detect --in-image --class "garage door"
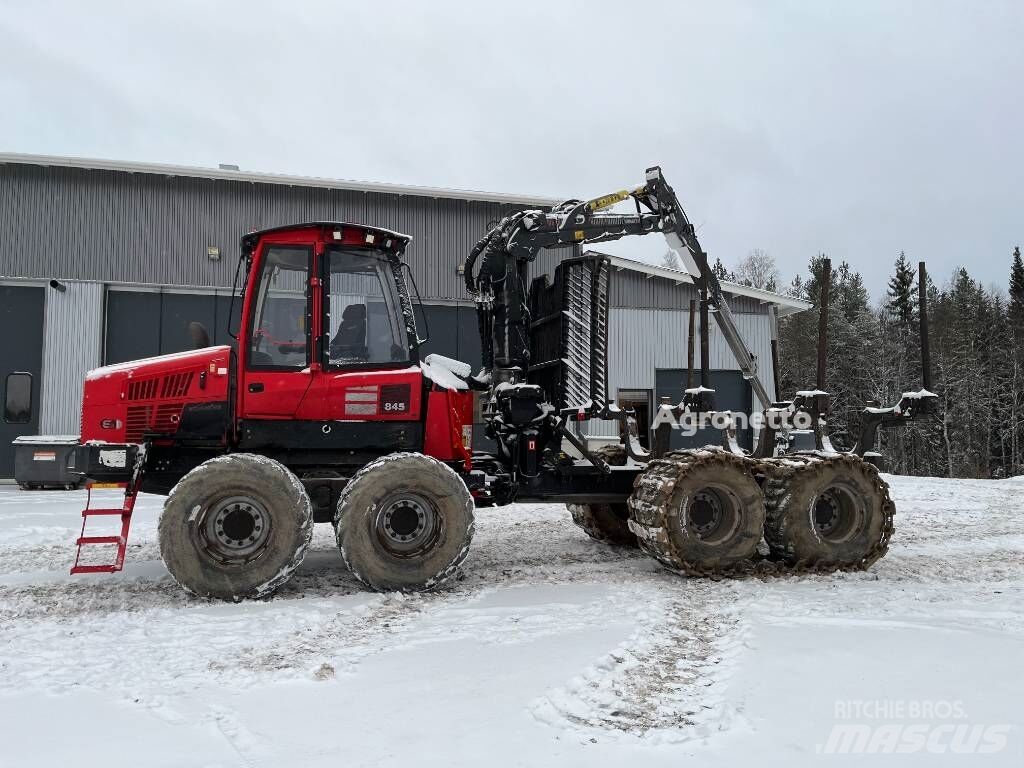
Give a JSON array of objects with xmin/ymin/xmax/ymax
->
[
  {"xmin": 1, "ymin": 285, "xmax": 45, "ymax": 478},
  {"xmin": 655, "ymin": 369, "xmax": 753, "ymax": 450},
  {"xmin": 105, "ymin": 290, "xmax": 239, "ymax": 364},
  {"xmin": 416, "ymin": 304, "xmax": 482, "ymax": 371}
]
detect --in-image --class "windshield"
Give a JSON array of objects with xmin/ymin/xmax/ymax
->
[{"xmin": 325, "ymin": 247, "xmax": 410, "ymax": 366}]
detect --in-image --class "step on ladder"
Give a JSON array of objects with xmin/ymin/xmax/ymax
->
[{"xmin": 71, "ymin": 480, "xmax": 141, "ymax": 575}]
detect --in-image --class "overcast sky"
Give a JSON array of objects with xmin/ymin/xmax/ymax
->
[{"xmin": 2, "ymin": 0, "xmax": 1021, "ymax": 299}]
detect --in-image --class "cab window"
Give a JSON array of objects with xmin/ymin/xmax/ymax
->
[
  {"xmin": 325, "ymin": 247, "xmax": 410, "ymax": 367},
  {"xmin": 248, "ymin": 246, "xmax": 311, "ymax": 369}
]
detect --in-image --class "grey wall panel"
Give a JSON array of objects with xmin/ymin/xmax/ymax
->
[
  {"xmin": 0, "ymin": 165, "xmax": 520, "ymax": 302},
  {"xmin": 582, "ymin": 306, "xmax": 776, "ymax": 439},
  {"xmin": 527, "ymin": 249, "xmax": 766, "ymax": 314},
  {"xmin": 609, "ymin": 269, "xmax": 764, "ymax": 313},
  {"xmin": 39, "ymin": 281, "xmax": 103, "ymax": 434},
  {"xmin": 606, "ymin": 308, "xmax": 775, "ymax": 409}
]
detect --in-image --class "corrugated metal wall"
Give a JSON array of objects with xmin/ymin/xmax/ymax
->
[
  {"xmin": 0, "ymin": 164, "xmax": 518, "ymax": 301},
  {"xmin": 39, "ymin": 281, "xmax": 104, "ymax": 434},
  {"xmin": 584, "ymin": 306, "xmax": 775, "ymax": 438},
  {"xmin": 529, "ymin": 248, "xmax": 765, "ymax": 313},
  {"xmin": 608, "ymin": 308, "xmax": 774, "ymax": 405}
]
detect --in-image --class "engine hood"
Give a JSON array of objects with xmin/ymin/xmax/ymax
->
[
  {"xmin": 85, "ymin": 345, "xmax": 233, "ymax": 382},
  {"xmin": 80, "ymin": 346, "xmax": 233, "ymax": 444}
]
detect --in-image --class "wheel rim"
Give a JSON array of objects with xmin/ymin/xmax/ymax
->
[
  {"xmin": 200, "ymin": 495, "xmax": 272, "ymax": 565},
  {"xmin": 810, "ymin": 484, "xmax": 863, "ymax": 543},
  {"xmin": 374, "ymin": 493, "xmax": 442, "ymax": 557},
  {"xmin": 685, "ymin": 486, "xmax": 741, "ymax": 544}
]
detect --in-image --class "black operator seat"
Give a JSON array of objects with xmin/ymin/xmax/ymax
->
[{"xmin": 330, "ymin": 303, "xmax": 369, "ymax": 361}]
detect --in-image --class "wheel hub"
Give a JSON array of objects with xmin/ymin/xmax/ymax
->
[
  {"xmin": 202, "ymin": 496, "xmax": 271, "ymax": 564},
  {"xmin": 690, "ymin": 489, "xmax": 724, "ymax": 537},
  {"xmin": 810, "ymin": 485, "xmax": 861, "ymax": 543},
  {"xmin": 814, "ymin": 494, "xmax": 841, "ymax": 535},
  {"xmin": 375, "ymin": 494, "xmax": 440, "ymax": 556}
]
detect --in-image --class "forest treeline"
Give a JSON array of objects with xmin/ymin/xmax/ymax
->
[{"xmin": 715, "ymin": 247, "xmax": 1024, "ymax": 478}]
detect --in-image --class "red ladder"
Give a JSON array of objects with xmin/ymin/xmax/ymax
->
[{"xmin": 70, "ymin": 481, "xmax": 140, "ymax": 574}]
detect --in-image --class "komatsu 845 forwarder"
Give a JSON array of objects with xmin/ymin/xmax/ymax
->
[{"xmin": 68, "ymin": 167, "xmax": 934, "ymax": 599}]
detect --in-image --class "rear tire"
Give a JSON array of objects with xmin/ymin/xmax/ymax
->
[
  {"xmin": 764, "ymin": 455, "xmax": 892, "ymax": 568},
  {"xmin": 335, "ymin": 452, "xmax": 474, "ymax": 592},
  {"xmin": 567, "ymin": 444, "xmax": 638, "ymax": 547},
  {"xmin": 628, "ymin": 450, "xmax": 765, "ymax": 574},
  {"xmin": 159, "ymin": 453, "xmax": 313, "ymax": 601}
]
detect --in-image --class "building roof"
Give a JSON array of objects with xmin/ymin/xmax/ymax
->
[
  {"xmin": 594, "ymin": 252, "xmax": 812, "ymax": 315},
  {"xmin": 0, "ymin": 152, "xmax": 811, "ymax": 314},
  {"xmin": 0, "ymin": 152, "xmax": 562, "ymax": 207}
]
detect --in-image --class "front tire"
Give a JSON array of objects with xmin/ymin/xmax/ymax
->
[
  {"xmin": 159, "ymin": 453, "xmax": 313, "ymax": 601},
  {"xmin": 335, "ymin": 452, "xmax": 474, "ymax": 592}
]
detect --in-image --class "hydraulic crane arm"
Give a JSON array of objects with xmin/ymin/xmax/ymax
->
[{"xmin": 465, "ymin": 166, "xmax": 771, "ymax": 407}]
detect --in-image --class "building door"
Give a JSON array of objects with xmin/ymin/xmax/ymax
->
[
  {"xmin": 105, "ymin": 289, "xmax": 230, "ymax": 365},
  {"xmin": 617, "ymin": 388, "xmax": 652, "ymax": 449},
  {"xmin": 1, "ymin": 285, "xmax": 46, "ymax": 478},
  {"xmin": 655, "ymin": 369, "xmax": 753, "ymax": 449}
]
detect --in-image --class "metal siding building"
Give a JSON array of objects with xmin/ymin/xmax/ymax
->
[
  {"xmin": 0, "ymin": 153, "xmax": 808, "ymax": 476},
  {"xmin": 552, "ymin": 258, "xmax": 802, "ymax": 442}
]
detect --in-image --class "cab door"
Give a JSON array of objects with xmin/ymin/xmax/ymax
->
[
  {"xmin": 296, "ymin": 243, "xmax": 422, "ymax": 424},
  {"xmin": 239, "ymin": 243, "xmax": 314, "ymax": 419}
]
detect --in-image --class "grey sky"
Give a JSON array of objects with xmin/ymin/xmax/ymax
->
[{"xmin": 2, "ymin": 0, "xmax": 1021, "ymax": 299}]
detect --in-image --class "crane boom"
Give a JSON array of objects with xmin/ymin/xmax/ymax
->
[{"xmin": 464, "ymin": 166, "xmax": 772, "ymax": 407}]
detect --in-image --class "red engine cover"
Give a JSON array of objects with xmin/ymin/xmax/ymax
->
[{"xmin": 81, "ymin": 346, "xmax": 232, "ymax": 444}]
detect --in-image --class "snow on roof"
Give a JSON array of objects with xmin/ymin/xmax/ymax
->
[
  {"xmin": 594, "ymin": 253, "xmax": 812, "ymax": 315},
  {"xmin": 0, "ymin": 152, "xmax": 562, "ymax": 207}
]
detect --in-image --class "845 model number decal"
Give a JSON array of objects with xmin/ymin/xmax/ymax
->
[{"xmin": 379, "ymin": 384, "xmax": 411, "ymax": 415}]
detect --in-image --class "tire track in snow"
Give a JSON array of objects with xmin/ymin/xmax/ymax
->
[{"xmin": 530, "ymin": 580, "xmax": 756, "ymax": 744}]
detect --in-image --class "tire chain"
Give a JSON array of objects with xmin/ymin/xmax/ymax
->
[{"xmin": 627, "ymin": 448, "xmax": 895, "ymax": 579}]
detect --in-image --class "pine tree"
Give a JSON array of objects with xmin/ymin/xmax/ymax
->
[
  {"xmin": 886, "ymin": 251, "xmax": 917, "ymax": 328},
  {"xmin": 1010, "ymin": 246, "xmax": 1024, "ymax": 338},
  {"xmin": 1007, "ymin": 246, "xmax": 1024, "ymax": 474},
  {"xmin": 711, "ymin": 257, "xmax": 732, "ymax": 281}
]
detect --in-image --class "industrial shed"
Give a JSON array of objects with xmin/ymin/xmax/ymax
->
[{"xmin": 0, "ymin": 153, "xmax": 808, "ymax": 477}]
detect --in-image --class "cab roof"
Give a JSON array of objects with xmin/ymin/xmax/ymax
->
[{"xmin": 240, "ymin": 222, "xmax": 412, "ymax": 256}]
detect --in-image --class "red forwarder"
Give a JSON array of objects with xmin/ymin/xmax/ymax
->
[
  {"xmin": 74, "ymin": 222, "xmax": 475, "ymax": 598},
  {"xmin": 69, "ymin": 168, "xmax": 929, "ymax": 602}
]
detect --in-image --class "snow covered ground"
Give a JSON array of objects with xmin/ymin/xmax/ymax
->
[{"xmin": 1, "ymin": 475, "xmax": 1022, "ymax": 767}]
